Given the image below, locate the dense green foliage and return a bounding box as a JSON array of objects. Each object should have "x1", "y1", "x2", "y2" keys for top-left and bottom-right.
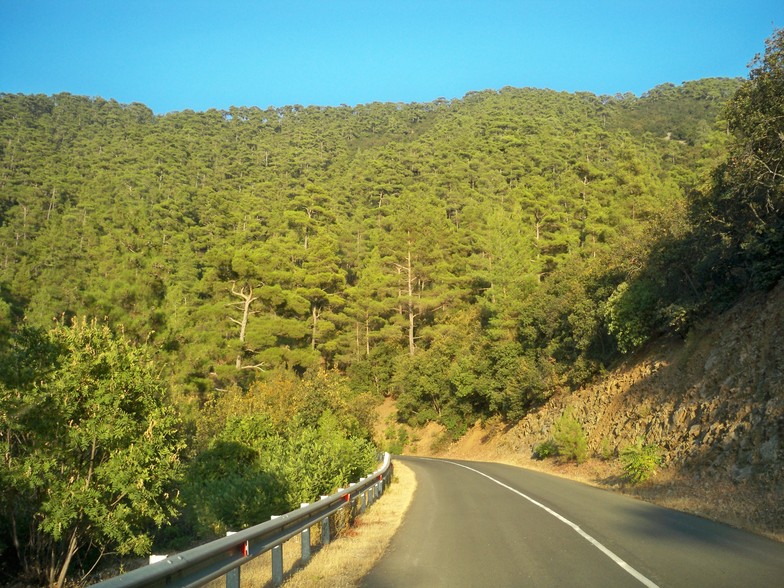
[
  {"x1": 3, "y1": 29, "x2": 784, "y2": 582},
  {"x1": 0, "y1": 319, "x2": 184, "y2": 587},
  {"x1": 609, "y1": 29, "x2": 784, "y2": 332},
  {"x1": 0, "y1": 76, "x2": 745, "y2": 417},
  {"x1": 180, "y1": 371, "x2": 377, "y2": 539},
  {"x1": 690, "y1": 29, "x2": 784, "y2": 297},
  {"x1": 0, "y1": 320, "x2": 376, "y2": 584}
]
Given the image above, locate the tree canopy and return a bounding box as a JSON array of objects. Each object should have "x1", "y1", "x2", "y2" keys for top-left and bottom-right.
[
  {"x1": 0, "y1": 319, "x2": 184, "y2": 587},
  {"x1": 0, "y1": 76, "x2": 748, "y2": 415}
]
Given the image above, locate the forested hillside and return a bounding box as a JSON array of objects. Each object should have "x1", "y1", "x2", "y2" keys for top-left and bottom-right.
[
  {"x1": 0, "y1": 78, "x2": 740, "y2": 419},
  {"x1": 3, "y1": 27, "x2": 784, "y2": 585}
]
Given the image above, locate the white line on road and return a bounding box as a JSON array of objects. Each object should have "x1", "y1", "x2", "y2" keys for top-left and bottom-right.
[{"x1": 441, "y1": 460, "x2": 660, "y2": 588}]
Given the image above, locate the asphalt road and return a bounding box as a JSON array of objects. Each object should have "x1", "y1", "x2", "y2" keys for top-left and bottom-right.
[{"x1": 362, "y1": 457, "x2": 784, "y2": 587}]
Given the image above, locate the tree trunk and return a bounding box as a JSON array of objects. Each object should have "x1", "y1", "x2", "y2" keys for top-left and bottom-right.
[
  {"x1": 405, "y1": 250, "x2": 415, "y2": 355},
  {"x1": 408, "y1": 305, "x2": 415, "y2": 355},
  {"x1": 46, "y1": 187, "x2": 56, "y2": 221},
  {"x1": 311, "y1": 305, "x2": 320, "y2": 350},
  {"x1": 230, "y1": 283, "x2": 258, "y2": 369},
  {"x1": 394, "y1": 244, "x2": 418, "y2": 355},
  {"x1": 55, "y1": 529, "x2": 80, "y2": 588}
]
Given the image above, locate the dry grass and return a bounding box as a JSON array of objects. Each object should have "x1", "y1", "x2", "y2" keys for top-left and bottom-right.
[{"x1": 281, "y1": 462, "x2": 416, "y2": 587}]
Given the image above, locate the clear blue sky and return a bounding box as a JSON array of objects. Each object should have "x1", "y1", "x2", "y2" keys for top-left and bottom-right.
[{"x1": 1, "y1": 1, "x2": 782, "y2": 114}]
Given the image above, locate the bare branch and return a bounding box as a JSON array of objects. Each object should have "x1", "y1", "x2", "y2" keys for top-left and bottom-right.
[
  {"x1": 237, "y1": 362, "x2": 266, "y2": 372},
  {"x1": 752, "y1": 153, "x2": 783, "y2": 181}
]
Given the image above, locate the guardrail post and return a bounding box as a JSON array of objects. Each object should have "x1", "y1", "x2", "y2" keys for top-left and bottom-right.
[
  {"x1": 319, "y1": 496, "x2": 331, "y2": 545},
  {"x1": 225, "y1": 567, "x2": 240, "y2": 588},
  {"x1": 352, "y1": 495, "x2": 360, "y2": 524},
  {"x1": 224, "y1": 532, "x2": 240, "y2": 588},
  {"x1": 339, "y1": 489, "x2": 348, "y2": 535},
  {"x1": 300, "y1": 503, "x2": 311, "y2": 564},
  {"x1": 321, "y1": 515, "x2": 331, "y2": 545},
  {"x1": 358, "y1": 482, "x2": 366, "y2": 514},
  {"x1": 270, "y1": 516, "x2": 283, "y2": 586}
]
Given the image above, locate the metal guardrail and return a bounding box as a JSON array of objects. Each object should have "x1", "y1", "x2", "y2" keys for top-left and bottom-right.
[{"x1": 94, "y1": 453, "x2": 393, "y2": 588}]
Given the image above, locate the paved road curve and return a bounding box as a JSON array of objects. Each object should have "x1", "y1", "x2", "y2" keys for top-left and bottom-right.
[{"x1": 362, "y1": 457, "x2": 784, "y2": 587}]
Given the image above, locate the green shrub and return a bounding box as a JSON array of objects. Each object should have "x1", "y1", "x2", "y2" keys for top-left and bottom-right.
[
  {"x1": 181, "y1": 407, "x2": 377, "y2": 538},
  {"x1": 620, "y1": 440, "x2": 663, "y2": 484},
  {"x1": 384, "y1": 424, "x2": 408, "y2": 455},
  {"x1": 597, "y1": 438, "x2": 615, "y2": 461},
  {"x1": 533, "y1": 438, "x2": 558, "y2": 460},
  {"x1": 429, "y1": 431, "x2": 453, "y2": 454},
  {"x1": 182, "y1": 440, "x2": 286, "y2": 537},
  {"x1": 552, "y1": 409, "x2": 589, "y2": 464},
  {"x1": 0, "y1": 320, "x2": 185, "y2": 585},
  {"x1": 604, "y1": 280, "x2": 659, "y2": 354}
]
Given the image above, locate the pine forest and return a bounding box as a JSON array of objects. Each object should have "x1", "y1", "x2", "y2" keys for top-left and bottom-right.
[{"x1": 2, "y1": 28, "x2": 783, "y2": 586}]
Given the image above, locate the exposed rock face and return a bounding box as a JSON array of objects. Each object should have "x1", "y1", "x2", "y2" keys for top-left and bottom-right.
[{"x1": 504, "y1": 280, "x2": 784, "y2": 528}]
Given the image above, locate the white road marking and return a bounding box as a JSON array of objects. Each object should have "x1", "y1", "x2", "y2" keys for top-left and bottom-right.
[{"x1": 441, "y1": 459, "x2": 660, "y2": 588}]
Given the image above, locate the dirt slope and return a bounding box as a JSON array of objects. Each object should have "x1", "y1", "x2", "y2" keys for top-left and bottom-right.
[{"x1": 399, "y1": 280, "x2": 784, "y2": 540}]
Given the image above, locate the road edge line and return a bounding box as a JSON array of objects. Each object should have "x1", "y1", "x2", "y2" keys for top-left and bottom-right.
[{"x1": 441, "y1": 459, "x2": 660, "y2": 588}]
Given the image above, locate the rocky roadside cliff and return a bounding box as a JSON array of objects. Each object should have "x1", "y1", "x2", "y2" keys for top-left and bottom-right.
[{"x1": 423, "y1": 279, "x2": 784, "y2": 539}]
